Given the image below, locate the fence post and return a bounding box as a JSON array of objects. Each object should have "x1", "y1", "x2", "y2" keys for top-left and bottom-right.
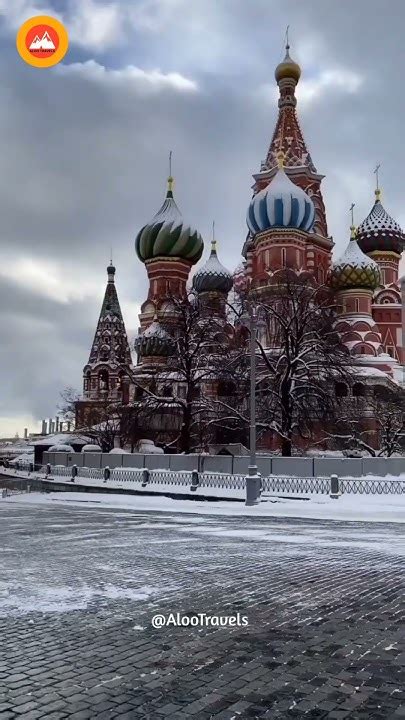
[
  {"x1": 141, "y1": 468, "x2": 150, "y2": 487},
  {"x1": 330, "y1": 474, "x2": 340, "y2": 499},
  {"x1": 190, "y1": 470, "x2": 199, "y2": 492},
  {"x1": 104, "y1": 467, "x2": 110, "y2": 484},
  {"x1": 71, "y1": 465, "x2": 78, "y2": 483}
]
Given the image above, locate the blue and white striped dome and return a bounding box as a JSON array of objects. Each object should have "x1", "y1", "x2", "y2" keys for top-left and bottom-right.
[{"x1": 247, "y1": 166, "x2": 315, "y2": 235}]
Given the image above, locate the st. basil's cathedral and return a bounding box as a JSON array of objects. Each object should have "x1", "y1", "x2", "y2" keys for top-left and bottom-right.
[{"x1": 75, "y1": 44, "x2": 405, "y2": 449}]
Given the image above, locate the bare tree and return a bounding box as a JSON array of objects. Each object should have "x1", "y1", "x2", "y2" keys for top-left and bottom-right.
[
  {"x1": 253, "y1": 274, "x2": 354, "y2": 455},
  {"x1": 59, "y1": 387, "x2": 146, "y2": 452},
  {"x1": 127, "y1": 293, "x2": 240, "y2": 453},
  {"x1": 328, "y1": 386, "x2": 405, "y2": 457}
]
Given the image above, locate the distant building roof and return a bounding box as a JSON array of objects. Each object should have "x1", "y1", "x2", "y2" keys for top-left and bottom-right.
[{"x1": 32, "y1": 433, "x2": 90, "y2": 447}]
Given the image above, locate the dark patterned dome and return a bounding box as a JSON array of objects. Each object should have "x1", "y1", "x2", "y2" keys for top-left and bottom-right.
[
  {"x1": 357, "y1": 190, "x2": 404, "y2": 255},
  {"x1": 331, "y1": 228, "x2": 381, "y2": 291},
  {"x1": 135, "y1": 177, "x2": 203, "y2": 264},
  {"x1": 193, "y1": 241, "x2": 233, "y2": 294},
  {"x1": 134, "y1": 319, "x2": 174, "y2": 357}
]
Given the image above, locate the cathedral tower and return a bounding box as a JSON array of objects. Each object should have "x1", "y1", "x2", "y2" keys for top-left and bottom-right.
[
  {"x1": 357, "y1": 178, "x2": 405, "y2": 362},
  {"x1": 76, "y1": 264, "x2": 132, "y2": 427},
  {"x1": 242, "y1": 43, "x2": 333, "y2": 293},
  {"x1": 135, "y1": 174, "x2": 203, "y2": 332}
]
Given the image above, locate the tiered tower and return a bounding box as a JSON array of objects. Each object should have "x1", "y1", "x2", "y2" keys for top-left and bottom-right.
[
  {"x1": 135, "y1": 175, "x2": 203, "y2": 332},
  {"x1": 252, "y1": 43, "x2": 329, "y2": 236},
  {"x1": 243, "y1": 43, "x2": 333, "y2": 292},
  {"x1": 357, "y1": 180, "x2": 405, "y2": 362},
  {"x1": 76, "y1": 264, "x2": 132, "y2": 426},
  {"x1": 192, "y1": 236, "x2": 233, "y2": 319}
]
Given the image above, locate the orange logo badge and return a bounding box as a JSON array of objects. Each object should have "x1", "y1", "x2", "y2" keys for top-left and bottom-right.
[{"x1": 16, "y1": 15, "x2": 69, "y2": 68}]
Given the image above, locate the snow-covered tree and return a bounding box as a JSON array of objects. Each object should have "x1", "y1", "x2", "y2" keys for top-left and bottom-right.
[{"x1": 127, "y1": 293, "x2": 239, "y2": 453}]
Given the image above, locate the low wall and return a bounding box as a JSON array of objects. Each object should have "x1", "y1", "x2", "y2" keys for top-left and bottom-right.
[{"x1": 42, "y1": 452, "x2": 405, "y2": 477}]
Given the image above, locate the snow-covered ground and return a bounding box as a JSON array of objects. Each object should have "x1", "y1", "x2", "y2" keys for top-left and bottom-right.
[{"x1": 2, "y1": 490, "x2": 405, "y2": 524}]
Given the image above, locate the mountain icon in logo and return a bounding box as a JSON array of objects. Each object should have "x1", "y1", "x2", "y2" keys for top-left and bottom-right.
[{"x1": 29, "y1": 30, "x2": 56, "y2": 52}]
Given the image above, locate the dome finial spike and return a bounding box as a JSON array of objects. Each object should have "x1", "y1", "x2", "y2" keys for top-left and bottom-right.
[
  {"x1": 349, "y1": 202, "x2": 357, "y2": 238},
  {"x1": 285, "y1": 24, "x2": 290, "y2": 51},
  {"x1": 211, "y1": 220, "x2": 217, "y2": 253},
  {"x1": 374, "y1": 162, "x2": 382, "y2": 201},
  {"x1": 167, "y1": 150, "x2": 174, "y2": 196}
]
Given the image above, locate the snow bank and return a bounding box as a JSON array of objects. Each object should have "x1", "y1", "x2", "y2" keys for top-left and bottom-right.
[{"x1": 2, "y1": 491, "x2": 405, "y2": 524}]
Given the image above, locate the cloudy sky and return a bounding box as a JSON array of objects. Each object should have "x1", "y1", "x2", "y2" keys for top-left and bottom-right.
[{"x1": 1, "y1": 0, "x2": 404, "y2": 436}]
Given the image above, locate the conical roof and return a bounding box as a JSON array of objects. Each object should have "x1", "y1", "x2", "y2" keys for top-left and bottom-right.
[{"x1": 87, "y1": 265, "x2": 132, "y2": 367}]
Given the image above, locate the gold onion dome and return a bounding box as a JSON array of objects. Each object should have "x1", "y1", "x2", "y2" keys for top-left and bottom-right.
[
  {"x1": 275, "y1": 44, "x2": 301, "y2": 84},
  {"x1": 331, "y1": 227, "x2": 381, "y2": 291}
]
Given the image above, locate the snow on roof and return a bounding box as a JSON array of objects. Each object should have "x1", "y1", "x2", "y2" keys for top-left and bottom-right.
[
  {"x1": 32, "y1": 433, "x2": 90, "y2": 446},
  {"x1": 354, "y1": 366, "x2": 388, "y2": 378}
]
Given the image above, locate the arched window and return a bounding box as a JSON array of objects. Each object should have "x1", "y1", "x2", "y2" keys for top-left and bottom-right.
[
  {"x1": 134, "y1": 386, "x2": 144, "y2": 400},
  {"x1": 353, "y1": 383, "x2": 366, "y2": 397},
  {"x1": 335, "y1": 382, "x2": 348, "y2": 398},
  {"x1": 98, "y1": 370, "x2": 109, "y2": 391},
  {"x1": 84, "y1": 371, "x2": 91, "y2": 392},
  {"x1": 374, "y1": 385, "x2": 390, "y2": 401}
]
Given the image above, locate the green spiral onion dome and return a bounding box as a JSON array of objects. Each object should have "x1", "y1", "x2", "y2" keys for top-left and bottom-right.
[
  {"x1": 330, "y1": 227, "x2": 381, "y2": 291},
  {"x1": 135, "y1": 177, "x2": 204, "y2": 264}
]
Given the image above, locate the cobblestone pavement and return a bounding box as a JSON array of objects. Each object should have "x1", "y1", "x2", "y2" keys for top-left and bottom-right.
[{"x1": 0, "y1": 499, "x2": 404, "y2": 719}]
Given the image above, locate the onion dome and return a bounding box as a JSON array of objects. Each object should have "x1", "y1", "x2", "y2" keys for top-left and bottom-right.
[
  {"x1": 247, "y1": 153, "x2": 315, "y2": 235},
  {"x1": 275, "y1": 44, "x2": 301, "y2": 84},
  {"x1": 134, "y1": 317, "x2": 174, "y2": 357},
  {"x1": 331, "y1": 227, "x2": 381, "y2": 291},
  {"x1": 357, "y1": 189, "x2": 404, "y2": 255},
  {"x1": 135, "y1": 176, "x2": 203, "y2": 264},
  {"x1": 192, "y1": 240, "x2": 233, "y2": 294},
  {"x1": 48, "y1": 444, "x2": 74, "y2": 452},
  {"x1": 81, "y1": 444, "x2": 102, "y2": 453}
]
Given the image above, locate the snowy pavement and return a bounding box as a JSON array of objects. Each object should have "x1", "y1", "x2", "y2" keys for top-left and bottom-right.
[
  {"x1": 3, "y1": 486, "x2": 405, "y2": 524},
  {"x1": 0, "y1": 496, "x2": 404, "y2": 718}
]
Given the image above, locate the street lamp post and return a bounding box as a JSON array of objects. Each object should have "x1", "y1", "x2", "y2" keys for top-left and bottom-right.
[{"x1": 245, "y1": 302, "x2": 261, "y2": 506}]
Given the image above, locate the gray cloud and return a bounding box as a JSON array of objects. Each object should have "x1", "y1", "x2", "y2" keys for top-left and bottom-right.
[{"x1": 1, "y1": 0, "x2": 405, "y2": 433}]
